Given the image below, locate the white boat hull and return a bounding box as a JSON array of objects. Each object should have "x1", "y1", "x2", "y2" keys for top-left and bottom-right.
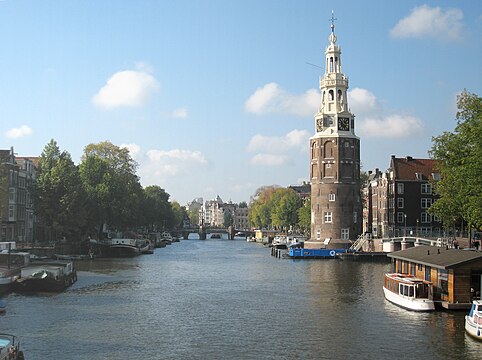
[
  {"x1": 383, "y1": 286, "x2": 435, "y2": 311},
  {"x1": 465, "y1": 315, "x2": 482, "y2": 340}
]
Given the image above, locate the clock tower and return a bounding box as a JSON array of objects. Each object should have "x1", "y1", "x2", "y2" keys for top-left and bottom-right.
[{"x1": 308, "y1": 13, "x2": 362, "y2": 248}]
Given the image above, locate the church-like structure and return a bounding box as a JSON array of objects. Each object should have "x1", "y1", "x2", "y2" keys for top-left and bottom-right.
[{"x1": 308, "y1": 14, "x2": 362, "y2": 248}]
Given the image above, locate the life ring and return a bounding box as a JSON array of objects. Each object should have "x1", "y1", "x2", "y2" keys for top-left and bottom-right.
[{"x1": 329, "y1": 250, "x2": 336, "y2": 257}]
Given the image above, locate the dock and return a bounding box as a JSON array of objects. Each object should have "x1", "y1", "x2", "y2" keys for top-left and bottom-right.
[{"x1": 337, "y1": 252, "x2": 389, "y2": 262}]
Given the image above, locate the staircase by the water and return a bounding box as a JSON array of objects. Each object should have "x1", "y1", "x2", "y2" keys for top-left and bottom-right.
[{"x1": 350, "y1": 233, "x2": 371, "y2": 251}]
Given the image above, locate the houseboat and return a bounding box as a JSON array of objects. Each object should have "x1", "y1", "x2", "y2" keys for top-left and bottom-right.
[
  {"x1": 0, "y1": 333, "x2": 24, "y2": 360},
  {"x1": 13, "y1": 261, "x2": 77, "y2": 293},
  {"x1": 383, "y1": 273, "x2": 435, "y2": 311},
  {"x1": 465, "y1": 300, "x2": 482, "y2": 340},
  {"x1": 388, "y1": 245, "x2": 482, "y2": 309},
  {"x1": 0, "y1": 252, "x2": 31, "y2": 293}
]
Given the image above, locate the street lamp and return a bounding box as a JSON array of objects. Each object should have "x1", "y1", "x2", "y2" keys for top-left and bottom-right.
[{"x1": 404, "y1": 214, "x2": 407, "y2": 238}]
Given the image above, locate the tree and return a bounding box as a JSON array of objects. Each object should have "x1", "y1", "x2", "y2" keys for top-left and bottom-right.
[
  {"x1": 271, "y1": 188, "x2": 302, "y2": 230},
  {"x1": 297, "y1": 198, "x2": 311, "y2": 237},
  {"x1": 34, "y1": 139, "x2": 88, "y2": 242},
  {"x1": 79, "y1": 141, "x2": 144, "y2": 234},
  {"x1": 170, "y1": 201, "x2": 186, "y2": 229},
  {"x1": 430, "y1": 90, "x2": 482, "y2": 233},
  {"x1": 142, "y1": 185, "x2": 173, "y2": 231},
  {"x1": 248, "y1": 186, "x2": 303, "y2": 231}
]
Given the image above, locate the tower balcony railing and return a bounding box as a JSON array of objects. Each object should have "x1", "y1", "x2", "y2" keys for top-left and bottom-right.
[{"x1": 320, "y1": 77, "x2": 348, "y2": 88}]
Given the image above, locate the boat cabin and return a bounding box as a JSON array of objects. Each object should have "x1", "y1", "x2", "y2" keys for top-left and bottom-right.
[
  {"x1": 384, "y1": 274, "x2": 432, "y2": 300},
  {"x1": 388, "y1": 245, "x2": 482, "y2": 309}
]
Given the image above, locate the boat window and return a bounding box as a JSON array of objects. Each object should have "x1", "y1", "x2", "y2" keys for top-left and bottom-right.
[{"x1": 408, "y1": 286, "x2": 414, "y2": 298}]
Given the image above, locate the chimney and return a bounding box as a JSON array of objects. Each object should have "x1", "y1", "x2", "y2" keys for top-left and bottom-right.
[{"x1": 406, "y1": 156, "x2": 413, "y2": 161}]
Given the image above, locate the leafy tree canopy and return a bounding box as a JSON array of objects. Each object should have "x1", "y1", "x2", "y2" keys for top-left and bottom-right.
[{"x1": 430, "y1": 90, "x2": 482, "y2": 231}]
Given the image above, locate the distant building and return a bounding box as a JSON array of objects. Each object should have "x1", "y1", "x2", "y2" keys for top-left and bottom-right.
[
  {"x1": 0, "y1": 147, "x2": 37, "y2": 243},
  {"x1": 363, "y1": 156, "x2": 442, "y2": 238},
  {"x1": 289, "y1": 183, "x2": 311, "y2": 202},
  {"x1": 234, "y1": 206, "x2": 248, "y2": 230}
]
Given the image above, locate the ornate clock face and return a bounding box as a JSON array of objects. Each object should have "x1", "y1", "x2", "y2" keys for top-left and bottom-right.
[{"x1": 338, "y1": 117, "x2": 350, "y2": 131}]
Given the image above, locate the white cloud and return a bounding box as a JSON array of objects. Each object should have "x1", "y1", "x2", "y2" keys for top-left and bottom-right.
[
  {"x1": 247, "y1": 129, "x2": 310, "y2": 154},
  {"x1": 390, "y1": 5, "x2": 463, "y2": 42},
  {"x1": 247, "y1": 129, "x2": 310, "y2": 166},
  {"x1": 348, "y1": 88, "x2": 379, "y2": 116},
  {"x1": 120, "y1": 143, "x2": 141, "y2": 160},
  {"x1": 170, "y1": 108, "x2": 188, "y2": 119},
  {"x1": 145, "y1": 149, "x2": 207, "y2": 177},
  {"x1": 6, "y1": 125, "x2": 33, "y2": 139},
  {"x1": 245, "y1": 82, "x2": 318, "y2": 117},
  {"x1": 93, "y1": 70, "x2": 159, "y2": 109},
  {"x1": 359, "y1": 114, "x2": 424, "y2": 138},
  {"x1": 250, "y1": 153, "x2": 288, "y2": 166}
]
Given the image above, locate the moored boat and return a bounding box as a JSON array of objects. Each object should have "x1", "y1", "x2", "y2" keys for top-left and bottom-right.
[
  {"x1": 465, "y1": 300, "x2": 482, "y2": 340},
  {"x1": 289, "y1": 248, "x2": 347, "y2": 258},
  {"x1": 0, "y1": 333, "x2": 24, "y2": 360},
  {"x1": 13, "y1": 261, "x2": 77, "y2": 293},
  {"x1": 383, "y1": 273, "x2": 435, "y2": 311}
]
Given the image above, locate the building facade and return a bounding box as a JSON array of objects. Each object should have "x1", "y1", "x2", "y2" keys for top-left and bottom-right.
[
  {"x1": 363, "y1": 156, "x2": 442, "y2": 238},
  {"x1": 0, "y1": 147, "x2": 37, "y2": 243},
  {"x1": 309, "y1": 17, "x2": 362, "y2": 245}
]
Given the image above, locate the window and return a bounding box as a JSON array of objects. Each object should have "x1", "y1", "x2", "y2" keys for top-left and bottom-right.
[
  {"x1": 421, "y1": 198, "x2": 432, "y2": 209},
  {"x1": 397, "y1": 212, "x2": 405, "y2": 223},
  {"x1": 397, "y1": 183, "x2": 404, "y2": 194},
  {"x1": 389, "y1": 198, "x2": 394, "y2": 209},
  {"x1": 417, "y1": 264, "x2": 422, "y2": 271},
  {"x1": 438, "y1": 269, "x2": 448, "y2": 296},
  {"x1": 353, "y1": 212, "x2": 357, "y2": 224},
  {"x1": 328, "y1": 193, "x2": 335, "y2": 202},
  {"x1": 324, "y1": 211, "x2": 333, "y2": 223},
  {"x1": 316, "y1": 229, "x2": 321, "y2": 240},
  {"x1": 397, "y1": 197, "x2": 404, "y2": 208},
  {"x1": 421, "y1": 212, "x2": 431, "y2": 223},
  {"x1": 425, "y1": 266, "x2": 431, "y2": 281},
  {"x1": 341, "y1": 228, "x2": 349, "y2": 240},
  {"x1": 421, "y1": 183, "x2": 432, "y2": 194}
]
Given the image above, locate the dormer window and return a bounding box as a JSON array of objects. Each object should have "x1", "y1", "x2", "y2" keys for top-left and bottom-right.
[
  {"x1": 432, "y1": 173, "x2": 441, "y2": 181},
  {"x1": 415, "y1": 173, "x2": 423, "y2": 180}
]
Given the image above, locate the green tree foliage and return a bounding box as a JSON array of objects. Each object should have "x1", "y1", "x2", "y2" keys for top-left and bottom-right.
[
  {"x1": 297, "y1": 198, "x2": 311, "y2": 236},
  {"x1": 430, "y1": 90, "x2": 482, "y2": 231},
  {"x1": 248, "y1": 186, "x2": 303, "y2": 231},
  {"x1": 34, "y1": 139, "x2": 88, "y2": 240},
  {"x1": 143, "y1": 185, "x2": 173, "y2": 231},
  {"x1": 79, "y1": 141, "x2": 143, "y2": 233},
  {"x1": 170, "y1": 201, "x2": 186, "y2": 229}
]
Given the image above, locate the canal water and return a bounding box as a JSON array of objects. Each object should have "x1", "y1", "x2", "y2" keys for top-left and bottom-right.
[{"x1": 1, "y1": 237, "x2": 481, "y2": 359}]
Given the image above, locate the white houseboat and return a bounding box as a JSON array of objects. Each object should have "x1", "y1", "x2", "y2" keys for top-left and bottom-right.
[
  {"x1": 383, "y1": 273, "x2": 435, "y2": 311},
  {"x1": 465, "y1": 300, "x2": 482, "y2": 340}
]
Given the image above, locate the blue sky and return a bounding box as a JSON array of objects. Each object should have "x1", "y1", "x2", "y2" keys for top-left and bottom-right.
[{"x1": 1, "y1": 1, "x2": 481, "y2": 205}]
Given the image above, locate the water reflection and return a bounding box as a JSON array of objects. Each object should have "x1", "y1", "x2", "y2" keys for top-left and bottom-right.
[{"x1": 1, "y1": 239, "x2": 480, "y2": 359}]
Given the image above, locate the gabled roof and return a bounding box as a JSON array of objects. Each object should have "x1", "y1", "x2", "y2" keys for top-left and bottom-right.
[
  {"x1": 388, "y1": 245, "x2": 482, "y2": 269},
  {"x1": 391, "y1": 157, "x2": 438, "y2": 181}
]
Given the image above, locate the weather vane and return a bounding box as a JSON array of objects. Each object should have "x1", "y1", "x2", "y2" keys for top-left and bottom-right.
[{"x1": 330, "y1": 10, "x2": 337, "y2": 33}]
